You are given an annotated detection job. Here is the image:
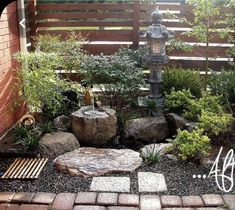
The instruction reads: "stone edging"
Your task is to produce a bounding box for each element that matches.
[0,192,234,210]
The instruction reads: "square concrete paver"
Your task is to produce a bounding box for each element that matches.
[118,194,139,206]
[90,177,130,192]
[97,193,118,206]
[163,208,194,210]
[201,194,224,207]
[108,207,139,210]
[138,172,167,192]
[32,192,56,204]
[18,204,49,210]
[75,192,97,205]
[140,195,161,210]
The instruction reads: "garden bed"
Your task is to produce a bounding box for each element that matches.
[0,155,234,195]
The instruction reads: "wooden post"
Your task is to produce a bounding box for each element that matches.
[28,0,37,50]
[132,0,140,49]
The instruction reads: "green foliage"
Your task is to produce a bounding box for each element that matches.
[183,91,223,121]
[144,149,163,165]
[13,125,41,151]
[165,89,195,114]
[197,110,233,137]
[16,52,71,117]
[115,46,148,68]
[167,38,193,53]
[81,54,145,110]
[39,122,54,135]
[34,33,87,72]
[210,71,235,111]
[168,129,211,161]
[163,67,202,97]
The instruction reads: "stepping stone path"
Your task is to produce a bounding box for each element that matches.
[54,147,142,177]
[90,177,130,192]
[138,172,167,192]
[89,172,167,193]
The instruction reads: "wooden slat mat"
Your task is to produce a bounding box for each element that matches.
[1,158,48,179]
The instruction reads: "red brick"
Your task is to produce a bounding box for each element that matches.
[118,194,139,207]
[32,192,56,205]
[97,193,118,206]
[52,193,76,210]
[161,195,182,207]
[11,192,35,204]
[0,192,15,203]
[75,192,97,205]
[182,196,204,207]
[74,206,106,210]
[201,194,224,207]
[0,203,19,210]
[18,204,48,210]
[222,195,235,210]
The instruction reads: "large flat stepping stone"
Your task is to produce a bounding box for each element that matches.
[90,177,130,192]
[138,172,167,192]
[54,147,143,177]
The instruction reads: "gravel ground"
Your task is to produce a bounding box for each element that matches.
[0,156,234,195]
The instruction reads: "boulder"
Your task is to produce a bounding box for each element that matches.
[71,106,117,146]
[165,113,188,135]
[125,117,169,143]
[53,115,70,131]
[54,147,143,177]
[140,143,172,158]
[39,132,80,157]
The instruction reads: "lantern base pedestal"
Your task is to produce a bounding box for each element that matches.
[149,96,164,117]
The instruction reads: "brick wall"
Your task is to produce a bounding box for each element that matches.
[0,2,27,138]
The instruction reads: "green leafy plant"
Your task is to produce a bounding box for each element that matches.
[168,129,211,161]
[210,71,235,113]
[183,91,223,121]
[34,33,87,73]
[16,52,72,118]
[165,89,195,114]
[13,125,41,151]
[144,146,163,164]
[197,110,233,137]
[81,54,145,110]
[39,122,54,135]
[163,67,202,98]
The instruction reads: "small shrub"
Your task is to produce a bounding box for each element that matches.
[115,46,148,68]
[39,122,54,135]
[168,129,211,161]
[183,91,223,121]
[81,54,145,110]
[144,146,163,164]
[163,67,202,98]
[13,125,41,151]
[164,89,195,114]
[210,71,235,112]
[197,110,233,137]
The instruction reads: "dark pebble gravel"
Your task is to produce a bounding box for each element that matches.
[0,156,234,195]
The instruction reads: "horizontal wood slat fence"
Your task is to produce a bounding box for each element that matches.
[28,0,234,71]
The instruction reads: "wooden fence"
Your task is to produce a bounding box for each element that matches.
[27,0,234,71]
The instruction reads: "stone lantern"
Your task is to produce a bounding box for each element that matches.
[140,8,174,116]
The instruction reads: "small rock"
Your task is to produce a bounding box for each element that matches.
[125,117,169,143]
[165,113,188,135]
[39,132,80,157]
[54,147,142,177]
[140,143,172,158]
[185,122,197,132]
[53,115,70,131]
